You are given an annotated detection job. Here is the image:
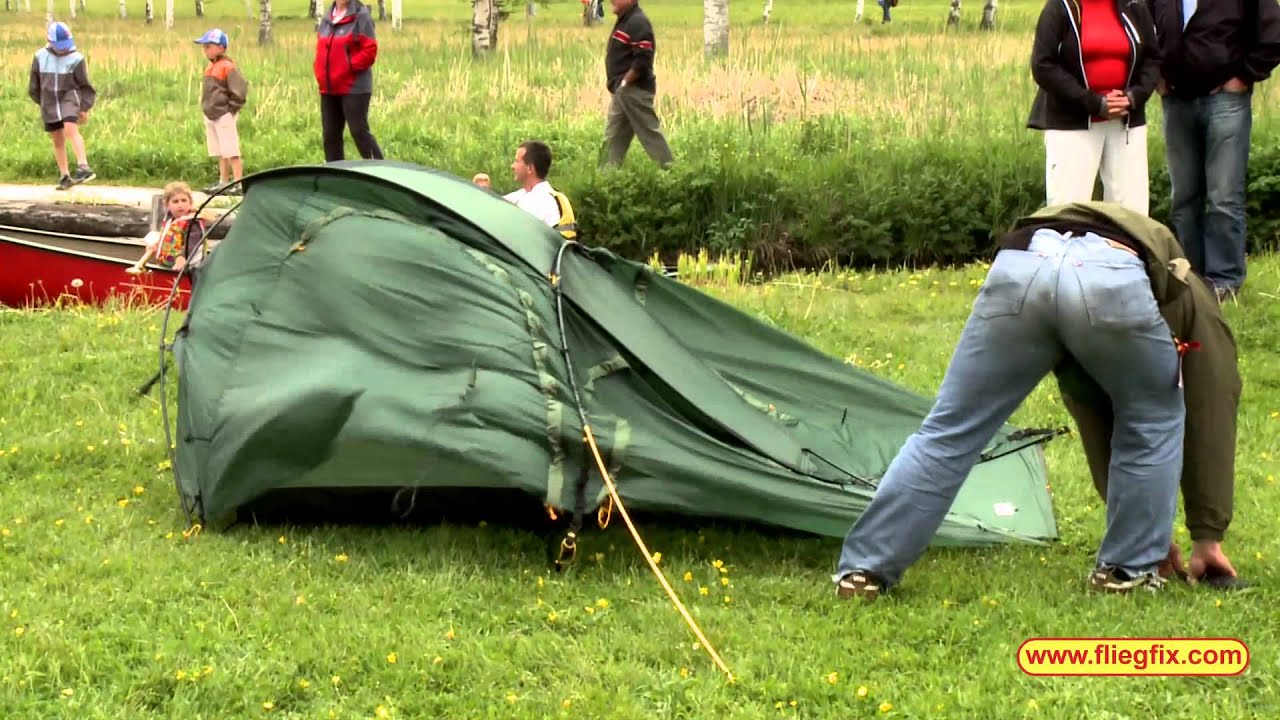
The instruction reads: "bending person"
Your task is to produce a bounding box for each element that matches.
[835,202,1187,598]
[1025,203,1245,588]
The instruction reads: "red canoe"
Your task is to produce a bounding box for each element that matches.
[0,225,190,310]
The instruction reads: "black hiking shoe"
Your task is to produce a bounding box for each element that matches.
[72,167,95,185]
[836,570,885,600]
[56,175,74,191]
[1088,566,1167,594]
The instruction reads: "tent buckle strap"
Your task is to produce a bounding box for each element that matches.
[553,531,578,571]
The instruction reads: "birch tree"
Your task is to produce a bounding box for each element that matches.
[703,0,728,57]
[309,0,317,19]
[471,0,499,57]
[67,0,74,19]
[118,0,126,17]
[166,0,174,28]
[196,0,203,17]
[145,0,153,23]
[391,0,401,28]
[376,0,384,19]
[258,0,272,44]
[45,0,52,22]
[761,0,771,22]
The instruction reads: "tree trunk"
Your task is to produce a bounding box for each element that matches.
[525,1,535,17]
[471,0,498,58]
[309,0,318,19]
[77,0,83,10]
[703,0,728,58]
[391,0,401,27]
[68,0,74,19]
[947,0,960,27]
[165,0,174,28]
[855,0,864,21]
[761,0,771,23]
[258,0,272,44]
[376,0,384,19]
[0,201,231,241]
[118,0,126,16]
[981,0,997,29]
[45,0,52,20]
[145,0,153,23]
[196,0,203,16]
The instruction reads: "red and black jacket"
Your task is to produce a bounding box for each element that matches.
[1026,0,1161,131]
[314,0,378,95]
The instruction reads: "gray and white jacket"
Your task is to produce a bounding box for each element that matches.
[27,47,97,124]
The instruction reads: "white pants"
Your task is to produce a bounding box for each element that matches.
[1044,121,1149,215]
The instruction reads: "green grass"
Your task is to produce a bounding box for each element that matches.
[1,253,1278,718]
[2,0,1275,186]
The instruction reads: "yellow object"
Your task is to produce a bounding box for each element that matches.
[581,424,734,683]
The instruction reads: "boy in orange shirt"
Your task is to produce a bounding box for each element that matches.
[194,29,248,194]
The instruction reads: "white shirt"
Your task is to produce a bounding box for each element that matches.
[503,181,562,228]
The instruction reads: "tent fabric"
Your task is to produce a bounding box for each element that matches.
[171,160,1060,546]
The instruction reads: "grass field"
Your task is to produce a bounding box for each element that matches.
[4,0,1280,716]
[1,252,1278,718]
[1,0,1275,187]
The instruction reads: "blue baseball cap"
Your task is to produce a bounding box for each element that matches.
[194,28,228,48]
[47,21,75,53]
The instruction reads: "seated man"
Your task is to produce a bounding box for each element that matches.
[835,203,1190,599]
[474,141,578,240]
[1023,203,1245,588]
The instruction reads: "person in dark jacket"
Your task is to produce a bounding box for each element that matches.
[27,22,97,191]
[1027,0,1161,215]
[1009,201,1246,588]
[314,0,383,161]
[602,0,673,167]
[1147,0,1280,302]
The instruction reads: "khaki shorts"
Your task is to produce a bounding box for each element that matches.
[204,112,241,159]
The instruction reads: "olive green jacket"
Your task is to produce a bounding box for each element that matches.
[1011,202,1242,542]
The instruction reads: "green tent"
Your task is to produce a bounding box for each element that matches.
[170,160,1061,548]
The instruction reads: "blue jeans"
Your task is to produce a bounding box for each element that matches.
[835,230,1185,588]
[1161,91,1253,291]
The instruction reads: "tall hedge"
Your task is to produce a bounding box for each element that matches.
[563,139,1280,273]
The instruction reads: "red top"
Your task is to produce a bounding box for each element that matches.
[1080,0,1132,121]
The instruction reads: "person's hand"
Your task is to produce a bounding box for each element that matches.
[173,257,187,272]
[1216,77,1250,94]
[1188,540,1237,581]
[1105,89,1130,118]
[472,172,490,188]
[1157,541,1187,580]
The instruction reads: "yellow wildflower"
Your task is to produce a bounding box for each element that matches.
[263,701,274,710]
[826,671,838,684]
[387,652,397,664]
[857,686,868,698]
[699,586,709,596]
[879,702,893,713]
[334,553,348,563]
[683,571,693,582]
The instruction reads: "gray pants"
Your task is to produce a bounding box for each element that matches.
[836,229,1185,588]
[604,86,673,167]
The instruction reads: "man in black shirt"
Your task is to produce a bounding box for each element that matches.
[1148,0,1280,302]
[602,0,674,167]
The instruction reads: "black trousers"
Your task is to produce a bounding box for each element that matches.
[320,93,383,162]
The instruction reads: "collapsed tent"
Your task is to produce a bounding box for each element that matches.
[168,160,1061,548]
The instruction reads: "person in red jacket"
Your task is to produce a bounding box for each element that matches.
[314,0,383,161]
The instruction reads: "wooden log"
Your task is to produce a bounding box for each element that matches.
[0,200,232,239]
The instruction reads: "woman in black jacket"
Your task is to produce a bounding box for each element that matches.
[1027,0,1161,215]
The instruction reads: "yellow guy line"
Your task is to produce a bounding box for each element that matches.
[581,424,736,683]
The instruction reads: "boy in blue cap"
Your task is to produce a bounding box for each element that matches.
[27,21,96,190]
[195,28,248,194]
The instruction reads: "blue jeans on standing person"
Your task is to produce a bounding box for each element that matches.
[1161,90,1253,293]
[835,229,1185,589]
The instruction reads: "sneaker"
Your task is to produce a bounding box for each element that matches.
[835,570,885,600]
[1088,566,1168,594]
[71,167,95,185]
[55,175,73,191]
